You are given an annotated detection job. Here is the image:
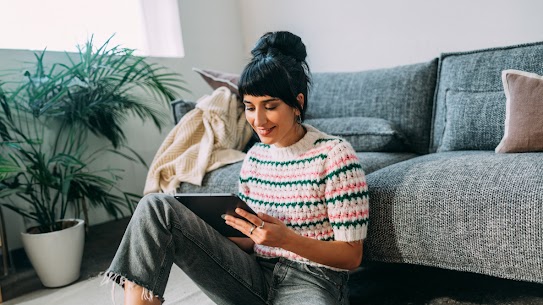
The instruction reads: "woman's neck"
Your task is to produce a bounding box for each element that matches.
[276,123,307,148]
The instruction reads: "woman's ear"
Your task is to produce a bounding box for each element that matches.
[296,93,305,110]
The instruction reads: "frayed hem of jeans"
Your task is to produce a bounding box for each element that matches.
[100,270,164,304]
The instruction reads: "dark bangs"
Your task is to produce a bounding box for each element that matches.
[238,58,304,117]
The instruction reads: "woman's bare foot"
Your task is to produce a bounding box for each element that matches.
[124,280,162,305]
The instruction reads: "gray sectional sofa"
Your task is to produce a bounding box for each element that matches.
[171,41,543,288]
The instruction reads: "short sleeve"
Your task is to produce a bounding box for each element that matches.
[323,140,369,242]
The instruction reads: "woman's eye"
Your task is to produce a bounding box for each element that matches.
[265,107,276,110]
[245,107,254,111]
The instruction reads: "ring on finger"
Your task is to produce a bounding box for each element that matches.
[258,221,265,229]
[249,225,256,235]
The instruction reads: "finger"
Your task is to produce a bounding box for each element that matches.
[224,214,257,236]
[224,218,251,236]
[235,208,263,226]
[223,214,250,228]
[257,212,279,224]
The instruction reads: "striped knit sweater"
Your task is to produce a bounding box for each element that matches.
[238,124,369,270]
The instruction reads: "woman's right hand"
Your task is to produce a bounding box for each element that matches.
[225,208,296,249]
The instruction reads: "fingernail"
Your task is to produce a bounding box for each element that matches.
[221,214,227,220]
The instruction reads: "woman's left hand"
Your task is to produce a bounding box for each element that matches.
[224,208,295,248]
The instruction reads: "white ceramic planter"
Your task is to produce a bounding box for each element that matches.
[21,219,85,287]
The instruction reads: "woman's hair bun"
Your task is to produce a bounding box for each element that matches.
[239,31,311,121]
[251,31,307,62]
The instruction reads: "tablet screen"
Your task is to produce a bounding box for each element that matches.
[174,193,256,237]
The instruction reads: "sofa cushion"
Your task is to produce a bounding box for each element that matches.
[365,151,543,283]
[495,70,543,153]
[178,162,243,194]
[192,67,240,96]
[438,90,505,151]
[356,152,417,174]
[305,117,409,152]
[307,59,438,154]
[171,99,196,124]
[432,41,543,152]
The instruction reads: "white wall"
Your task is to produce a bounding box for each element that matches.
[1,0,246,251]
[239,0,543,72]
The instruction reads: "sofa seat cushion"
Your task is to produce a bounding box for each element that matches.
[357,152,417,174]
[178,162,243,194]
[365,151,543,284]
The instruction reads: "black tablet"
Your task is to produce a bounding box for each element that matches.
[174,193,257,237]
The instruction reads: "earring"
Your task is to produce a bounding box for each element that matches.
[296,115,302,124]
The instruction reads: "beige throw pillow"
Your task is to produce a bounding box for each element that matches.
[193,68,239,96]
[495,69,543,153]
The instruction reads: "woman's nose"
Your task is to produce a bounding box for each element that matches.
[253,109,267,126]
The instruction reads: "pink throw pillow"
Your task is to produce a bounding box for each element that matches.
[495,69,543,153]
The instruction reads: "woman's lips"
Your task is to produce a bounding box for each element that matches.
[257,126,275,136]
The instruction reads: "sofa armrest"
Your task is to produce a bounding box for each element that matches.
[171,99,196,124]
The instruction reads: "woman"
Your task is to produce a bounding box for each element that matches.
[104,31,369,305]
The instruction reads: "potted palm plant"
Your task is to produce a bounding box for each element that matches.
[0,36,186,287]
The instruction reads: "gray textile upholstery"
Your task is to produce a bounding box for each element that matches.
[305,117,409,152]
[356,152,417,175]
[308,59,438,154]
[178,162,243,194]
[365,151,543,283]
[171,99,196,124]
[432,41,543,152]
[439,90,505,151]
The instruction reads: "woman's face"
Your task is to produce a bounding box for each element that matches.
[243,95,302,147]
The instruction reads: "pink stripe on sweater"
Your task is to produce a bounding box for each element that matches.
[239,169,322,181]
[329,210,369,221]
[243,190,324,202]
[324,181,367,197]
[241,155,361,182]
[286,212,328,223]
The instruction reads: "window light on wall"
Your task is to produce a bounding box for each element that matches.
[0,0,184,58]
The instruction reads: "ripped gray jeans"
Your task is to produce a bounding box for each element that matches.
[104,193,350,304]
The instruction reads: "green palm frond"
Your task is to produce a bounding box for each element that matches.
[0,34,186,232]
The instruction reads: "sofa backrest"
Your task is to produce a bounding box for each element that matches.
[431,41,543,152]
[307,59,438,154]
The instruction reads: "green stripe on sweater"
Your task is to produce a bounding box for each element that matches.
[325,191,369,205]
[314,138,342,145]
[323,163,363,180]
[288,218,368,230]
[239,162,364,187]
[239,176,321,187]
[248,154,327,166]
[240,192,368,208]
[239,193,326,208]
[331,218,369,228]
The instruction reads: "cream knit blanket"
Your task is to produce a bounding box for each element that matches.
[144,87,252,194]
